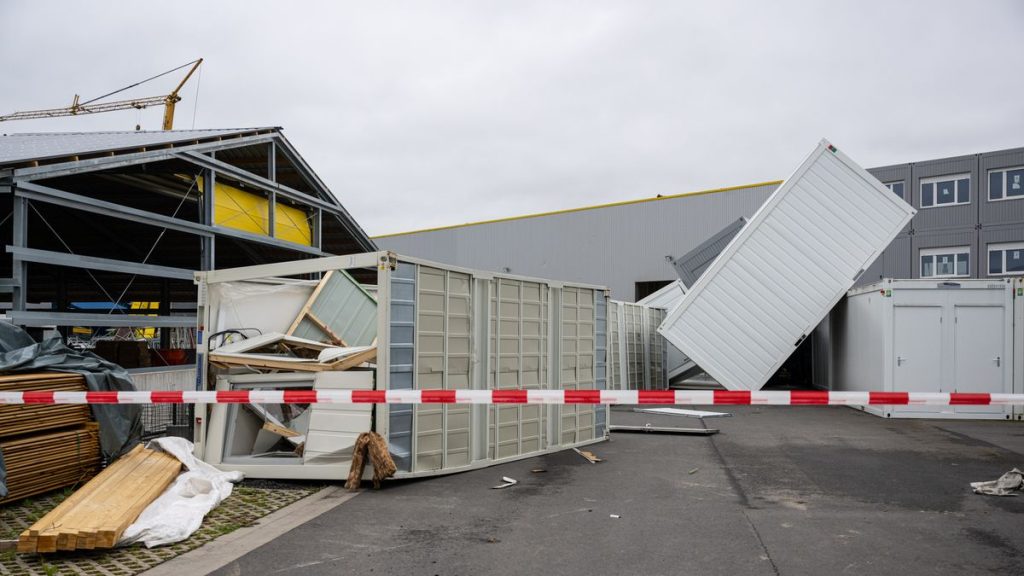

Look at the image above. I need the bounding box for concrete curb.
[139,485,359,576]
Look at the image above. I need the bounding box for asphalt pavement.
[210,406,1024,576]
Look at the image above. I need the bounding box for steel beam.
[176,151,341,214]
[6,246,195,280]
[201,168,216,271]
[11,134,277,181]
[16,181,214,237]
[11,194,27,311]
[197,251,386,285]
[10,311,195,328]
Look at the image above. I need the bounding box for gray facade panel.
[980,148,1024,225]
[671,217,745,287]
[868,164,913,234]
[379,184,778,301]
[857,234,912,286]
[980,223,1024,278]
[911,154,978,231]
[910,226,978,278]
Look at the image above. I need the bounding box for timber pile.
[0,373,102,502]
[17,444,182,553]
[1,424,101,502]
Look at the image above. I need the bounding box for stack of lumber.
[0,373,101,502]
[1,424,101,501]
[17,444,182,553]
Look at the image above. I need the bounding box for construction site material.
[208,346,376,373]
[203,371,374,480]
[659,140,917,391]
[491,476,517,489]
[609,424,718,435]
[633,407,731,418]
[119,437,242,548]
[213,332,334,356]
[608,300,667,391]
[17,444,181,553]
[970,468,1023,496]
[0,373,91,437]
[0,323,141,459]
[831,279,1016,420]
[573,448,602,464]
[0,424,101,502]
[287,269,378,347]
[345,432,396,490]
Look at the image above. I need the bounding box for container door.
[953,306,1006,416]
[893,306,943,414]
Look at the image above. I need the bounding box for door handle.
[994,356,1001,367]
[897,356,906,366]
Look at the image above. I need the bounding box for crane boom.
[0,59,203,130]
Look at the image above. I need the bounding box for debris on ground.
[530,468,546,473]
[492,476,518,489]
[573,448,603,464]
[609,424,718,435]
[345,432,397,490]
[971,468,1024,496]
[688,468,700,475]
[634,407,731,418]
[609,514,620,519]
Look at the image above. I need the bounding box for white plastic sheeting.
[659,140,916,391]
[119,437,243,548]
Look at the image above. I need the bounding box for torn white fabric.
[119,437,244,548]
[970,468,1024,496]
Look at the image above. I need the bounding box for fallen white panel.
[658,139,916,391]
[637,280,687,309]
[633,407,731,418]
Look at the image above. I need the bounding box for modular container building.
[831,279,1020,420]
[193,251,610,479]
[658,140,917,391]
[607,300,667,390]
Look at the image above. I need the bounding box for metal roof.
[0,128,276,166]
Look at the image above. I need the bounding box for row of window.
[884,166,1024,206]
[920,242,1024,278]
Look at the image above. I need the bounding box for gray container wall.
[910,226,978,279]
[981,223,1024,279]
[911,154,978,231]
[980,148,1024,226]
[867,164,913,234]
[378,184,779,301]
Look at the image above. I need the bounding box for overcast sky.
[2,1,1022,236]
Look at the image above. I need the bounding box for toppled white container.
[658,140,916,391]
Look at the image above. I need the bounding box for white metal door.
[953,306,1005,415]
[893,306,943,414]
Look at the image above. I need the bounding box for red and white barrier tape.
[1,390,1022,406]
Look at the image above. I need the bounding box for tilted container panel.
[659,140,917,391]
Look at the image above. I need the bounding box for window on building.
[988,167,1024,201]
[987,242,1024,275]
[884,181,905,199]
[635,280,672,302]
[920,174,970,208]
[920,247,970,278]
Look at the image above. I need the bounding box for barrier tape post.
[0,390,1022,406]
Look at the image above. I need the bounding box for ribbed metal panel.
[911,154,978,231]
[980,148,1024,226]
[659,141,916,391]
[388,262,416,472]
[868,163,913,234]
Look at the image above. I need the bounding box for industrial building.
[0,128,375,349]
[376,145,1024,302]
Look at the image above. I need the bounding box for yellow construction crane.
[0,58,203,130]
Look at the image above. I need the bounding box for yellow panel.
[197,177,312,246]
[274,202,312,246]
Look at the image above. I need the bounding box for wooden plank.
[286,270,334,336]
[304,312,346,346]
[325,347,378,371]
[262,421,301,438]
